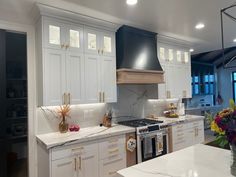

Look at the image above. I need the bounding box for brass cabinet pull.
[167,91,171,99]
[72,147,84,152]
[109,148,119,154]
[101,49,104,55]
[68,93,71,104]
[74,158,77,171]
[103,92,105,102]
[109,171,116,175]
[65,44,70,49]
[99,92,101,102]
[98,49,100,54]
[78,156,82,170]
[61,44,65,49]
[63,93,66,105]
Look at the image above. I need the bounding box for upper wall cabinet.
[36,16,117,106]
[44,18,83,53]
[84,28,115,57]
[157,42,192,99]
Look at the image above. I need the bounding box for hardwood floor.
[8,159,27,177]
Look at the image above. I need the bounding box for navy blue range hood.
[116,25,164,84]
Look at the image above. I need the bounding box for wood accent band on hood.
[117,69,165,84]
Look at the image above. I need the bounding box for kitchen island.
[118,144,233,177]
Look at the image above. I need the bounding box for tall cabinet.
[157,41,192,99]
[36,16,117,106]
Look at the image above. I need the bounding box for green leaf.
[230,99,235,110]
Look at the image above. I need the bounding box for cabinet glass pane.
[160,47,165,60]
[88,33,97,50]
[49,25,60,45]
[177,51,182,62]
[104,36,112,53]
[184,52,189,63]
[70,30,80,48]
[168,49,174,61]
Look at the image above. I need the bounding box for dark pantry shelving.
[0,30,28,177]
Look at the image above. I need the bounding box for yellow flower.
[211,121,225,135]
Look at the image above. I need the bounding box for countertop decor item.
[57,104,71,133]
[209,99,236,176]
[164,103,179,118]
[102,110,112,128]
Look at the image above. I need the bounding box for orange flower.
[57,105,71,118]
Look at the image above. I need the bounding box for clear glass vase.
[59,116,68,133]
[231,145,236,176]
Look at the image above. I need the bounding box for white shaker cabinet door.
[79,152,99,177]
[51,157,77,177]
[65,24,84,53]
[100,31,116,57]
[66,52,85,104]
[43,18,66,50]
[84,28,100,55]
[101,56,117,103]
[84,54,101,103]
[43,49,66,106]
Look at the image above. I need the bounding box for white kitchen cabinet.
[101,56,117,102]
[66,52,85,104]
[43,49,66,106]
[171,119,204,152]
[37,16,117,106]
[37,135,126,177]
[157,42,192,99]
[84,54,117,104]
[79,149,99,177]
[99,135,126,177]
[51,157,77,177]
[84,54,101,103]
[84,27,115,57]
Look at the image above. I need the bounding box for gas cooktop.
[118,119,164,128]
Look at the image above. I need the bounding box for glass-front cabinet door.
[66,24,83,53]
[101,32,115,57]
[84,28,100,55]
[44,18,65,50]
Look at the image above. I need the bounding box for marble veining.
[36,124,135,149]
[118,144,233,177]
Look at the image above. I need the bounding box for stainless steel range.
[118,119,169,163]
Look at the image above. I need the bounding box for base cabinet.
[38,135,126,177]
[170,119,204,152]
[51,157,77,177]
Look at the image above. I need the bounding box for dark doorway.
[0,30,28,177]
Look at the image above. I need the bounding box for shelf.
[7,135,27,140]
[7,97,27,100]
[6,117,27,121]
[7,78,27,81]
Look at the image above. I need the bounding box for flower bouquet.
[210,99,236,176]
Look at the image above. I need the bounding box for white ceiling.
[0,0,236,54]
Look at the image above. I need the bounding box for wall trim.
[0,19,37,177]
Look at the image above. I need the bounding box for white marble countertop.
[36,124,135,149]
[118,144,233,177]
[148,114,205,126]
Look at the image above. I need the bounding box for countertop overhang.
[118,144,233,177]
[36,125,135,149]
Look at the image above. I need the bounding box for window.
[232,72,236,101]
[192,76,200,95]
[204,74,214,94]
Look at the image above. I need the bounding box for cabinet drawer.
[100,155,126,177]
[51,141,97,161]
[99,135,125,160]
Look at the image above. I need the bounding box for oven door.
[138,131,168,162]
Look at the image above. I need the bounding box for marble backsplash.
[36,85,179,134]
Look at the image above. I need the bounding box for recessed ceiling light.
[126,0,138,5]
[234,39,236,43]
[189,49,194,52]
[195,23,205,29]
